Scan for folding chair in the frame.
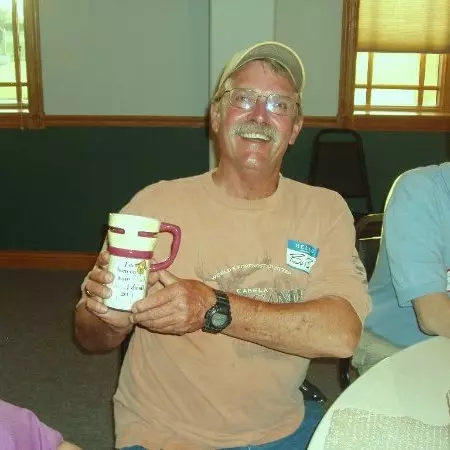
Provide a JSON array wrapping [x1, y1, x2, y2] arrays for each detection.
[[309, 129, 374, 221], [338, 213, 383, 389]]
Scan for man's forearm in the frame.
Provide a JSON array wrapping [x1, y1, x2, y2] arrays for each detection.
[[74, 303, 132, 353], [414, 292, 450, 338], [223, 294, 361, 358]]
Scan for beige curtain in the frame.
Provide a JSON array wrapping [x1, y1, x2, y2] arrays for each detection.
[[357, 0, 450, 53]]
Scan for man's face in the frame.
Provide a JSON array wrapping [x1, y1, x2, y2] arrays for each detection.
[[211, 60, 303, 173]]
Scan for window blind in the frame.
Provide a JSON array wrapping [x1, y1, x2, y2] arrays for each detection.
[[357, 0, 450, 53]]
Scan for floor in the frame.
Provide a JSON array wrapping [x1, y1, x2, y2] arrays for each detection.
[[0, 268, 347, 449]]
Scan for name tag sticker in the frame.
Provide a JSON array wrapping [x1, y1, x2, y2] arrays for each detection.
[[286, 240, 319, 273]]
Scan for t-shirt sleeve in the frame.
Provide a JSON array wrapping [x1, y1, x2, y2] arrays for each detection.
[[0, 400, 64, 450], [383, 170, 447, 306], [303, 193, 371, 322]]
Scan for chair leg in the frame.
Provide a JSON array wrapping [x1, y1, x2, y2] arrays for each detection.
[[339, 357, 352, 390]]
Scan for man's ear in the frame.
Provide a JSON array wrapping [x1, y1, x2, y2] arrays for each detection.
[[210, 102, 220, 134], [289, 116, 303, 145]]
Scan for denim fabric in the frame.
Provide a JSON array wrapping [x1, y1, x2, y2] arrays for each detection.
[[220, 400, 325, 449], [121, 447, 148, 450], [121, 400, 324, 450]]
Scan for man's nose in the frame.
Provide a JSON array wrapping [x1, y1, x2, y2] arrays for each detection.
[[249, 97, 270, 124]]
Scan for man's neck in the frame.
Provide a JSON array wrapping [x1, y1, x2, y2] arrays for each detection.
[[212, 165, 280, 200]]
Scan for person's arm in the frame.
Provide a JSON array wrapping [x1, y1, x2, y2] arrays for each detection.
[[74, 252, 133, 353], [221, 196, 367, 358], [75, 300, 132, 354], [222, 293, 361, 359], [383, 168, 449, 337], [131, 193, 370, 359], [413, 292, 450, 338]]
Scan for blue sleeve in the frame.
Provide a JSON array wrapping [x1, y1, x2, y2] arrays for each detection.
[[384, 169, 447, 306]]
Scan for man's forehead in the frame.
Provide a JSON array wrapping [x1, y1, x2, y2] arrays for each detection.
[[228, 60, 298, 94]]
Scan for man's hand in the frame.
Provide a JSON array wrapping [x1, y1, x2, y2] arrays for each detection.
[[130, 270, 215, 335], [82, 250, 132, 332]]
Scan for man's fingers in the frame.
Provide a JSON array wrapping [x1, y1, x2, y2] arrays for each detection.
[[131, 302, 174, 323], [147, 270, 160, 285], [85, 297, 109, 315], [89, 266, 114, 285], [157, 269, 179, 287], [84, 279, 112, 300], [133, 315, 179, 331], [96, 250, 110, 269]]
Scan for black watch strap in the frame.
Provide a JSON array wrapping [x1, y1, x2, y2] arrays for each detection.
[[202, 289, 232, 333], [213, 289, 230, 308]]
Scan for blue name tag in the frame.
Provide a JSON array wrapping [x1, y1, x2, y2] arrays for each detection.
[[286, 240, 319, 273]]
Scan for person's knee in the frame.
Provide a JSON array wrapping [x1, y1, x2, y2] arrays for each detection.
[[352, 330, 402, 374]]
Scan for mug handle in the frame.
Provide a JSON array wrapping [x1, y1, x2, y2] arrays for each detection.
[[150, 222, 181, 271]]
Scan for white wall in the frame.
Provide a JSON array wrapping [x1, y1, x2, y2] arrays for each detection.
[[209, 0, 275, 98], [275, 0, 343, 116], [38, 0, 342, 118], [209, 0, 276, 168], [39, 0, 210, 115]]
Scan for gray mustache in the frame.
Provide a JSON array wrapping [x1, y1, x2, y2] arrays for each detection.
[[232, 124, 277, 140]]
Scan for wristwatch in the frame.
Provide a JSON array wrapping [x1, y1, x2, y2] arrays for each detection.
[[202, 289, 232, 333]]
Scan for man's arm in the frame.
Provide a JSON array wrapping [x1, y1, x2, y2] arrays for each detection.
[[75, 300, 132, 353], [383, 169, 449, 338], [130, 273, 362, 359], [223, 293, 361, 359], [131, 192, 368, 359], [413, 292, 450, 338]]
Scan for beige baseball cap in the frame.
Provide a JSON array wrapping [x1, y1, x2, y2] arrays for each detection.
[[213, 41, 305, 100]]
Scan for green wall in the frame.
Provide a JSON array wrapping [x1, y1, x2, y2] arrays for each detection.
[[1, 127, 447, 252], [1, 127, 209, 252]]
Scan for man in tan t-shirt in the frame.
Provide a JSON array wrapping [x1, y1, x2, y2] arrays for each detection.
[[75, 41, 371, 450]]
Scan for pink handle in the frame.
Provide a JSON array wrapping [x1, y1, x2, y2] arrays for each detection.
[[150, 222, 181, 271]]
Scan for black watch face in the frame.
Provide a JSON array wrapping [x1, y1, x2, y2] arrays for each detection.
[[211, 312, 228, 328]]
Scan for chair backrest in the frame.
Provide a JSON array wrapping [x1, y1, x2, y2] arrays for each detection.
[[357, 236, 381, 281], [355, 212, 383, 240], [355, 213, 383, 280], [309, 128, 373, 214], [338, 212, 383, 389]]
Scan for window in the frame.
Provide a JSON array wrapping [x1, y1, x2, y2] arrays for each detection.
[[340, 0, 450, 130], [0, 0, 43, 128]]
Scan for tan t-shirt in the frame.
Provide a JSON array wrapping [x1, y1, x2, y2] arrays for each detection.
[[113, 171, 371, 449]]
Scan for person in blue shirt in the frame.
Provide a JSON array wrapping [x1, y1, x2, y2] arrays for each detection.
[[353, 163, 450, 373]]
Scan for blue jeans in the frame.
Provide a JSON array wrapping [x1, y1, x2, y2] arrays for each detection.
[[121, 400, 324, 450]]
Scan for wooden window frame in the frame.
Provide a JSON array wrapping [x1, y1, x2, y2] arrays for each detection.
[[339, 0, 450, 132], [0, 0, 44, 129]]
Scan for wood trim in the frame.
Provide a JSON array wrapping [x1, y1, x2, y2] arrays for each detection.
[[352, 114, 450, 131], [442, 55, 450, 111], [303, 116, 339, 128], [3, 112, 448, 131], [0, 251, 96, 270], [338, 0, 359, 127], [42, 114, 340, 128], [3, 113, 338, 129], [0, 82, 27, 87], [43, 114, 208, 128], [11, 0, 23, 106], [23, 0, 45, 129], [355, 84, 439, 90], [0, 113, 32, 128]]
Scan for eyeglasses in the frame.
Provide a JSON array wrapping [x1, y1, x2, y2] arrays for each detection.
[[220, 88, 299, 116]]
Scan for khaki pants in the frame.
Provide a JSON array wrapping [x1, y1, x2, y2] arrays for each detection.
[[352, 330, 403, 375]]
